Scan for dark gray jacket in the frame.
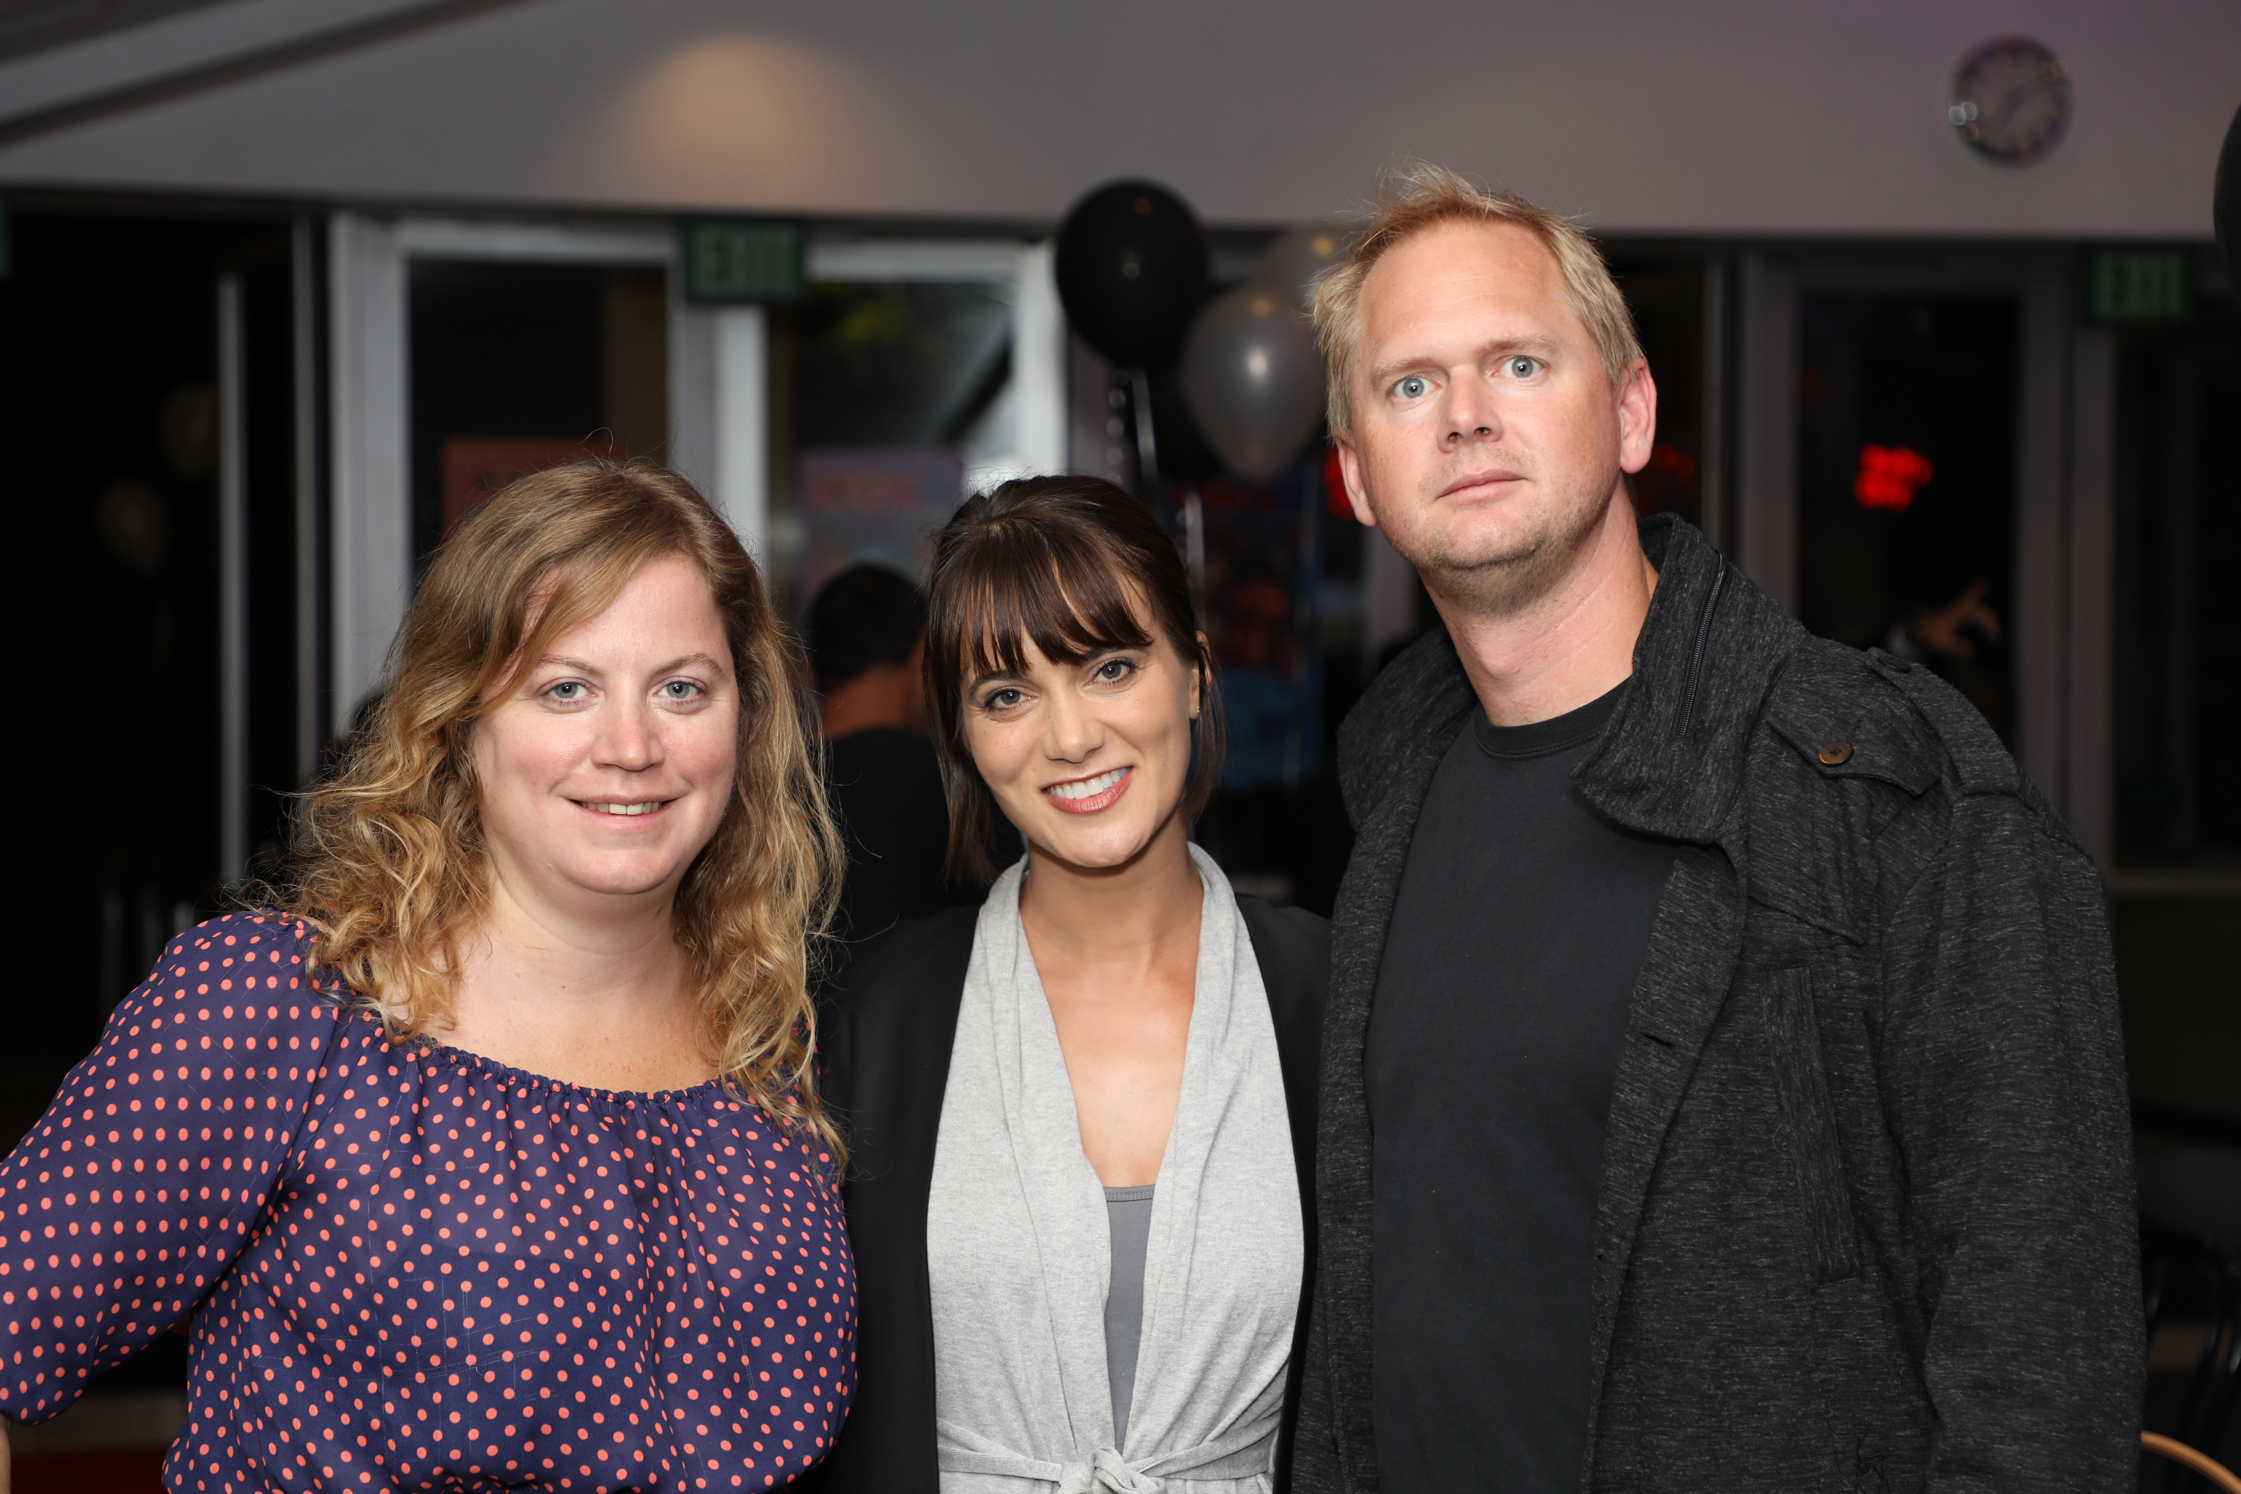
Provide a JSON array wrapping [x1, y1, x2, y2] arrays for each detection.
[[1295, 515, 2141, 1493]]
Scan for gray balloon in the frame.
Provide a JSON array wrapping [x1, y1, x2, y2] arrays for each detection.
[[1254, 222, 1356, 309], [1180, 284, 1326, 481]]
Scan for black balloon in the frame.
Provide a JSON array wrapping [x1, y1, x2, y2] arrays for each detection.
[[1055, 180, 1209, 370], [2219, 103, 2241, 298]]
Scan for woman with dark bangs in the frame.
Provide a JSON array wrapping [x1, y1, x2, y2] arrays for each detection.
[[807, 476, 1328, 1494]]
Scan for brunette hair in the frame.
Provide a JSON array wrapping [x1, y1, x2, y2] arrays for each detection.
[[805, 565, 925, 692], [279, 460, 844, 1157], [923, 475, 1222, 886], [1312, 161, 1645, 439]]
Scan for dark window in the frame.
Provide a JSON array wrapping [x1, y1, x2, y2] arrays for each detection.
[[408, 260, 667, 561], [2112, 285, 2241, 866], [1796, 294, 2021, 744], [0, 209, 303, 1145]]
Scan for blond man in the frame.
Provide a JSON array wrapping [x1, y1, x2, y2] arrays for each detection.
[[1298, 166, 2138, 1494]]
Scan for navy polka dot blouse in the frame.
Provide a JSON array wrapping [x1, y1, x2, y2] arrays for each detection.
[[0, 911, 857, 1493]]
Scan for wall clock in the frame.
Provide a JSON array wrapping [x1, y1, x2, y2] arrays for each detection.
[[1948, 36, 2071, 163]]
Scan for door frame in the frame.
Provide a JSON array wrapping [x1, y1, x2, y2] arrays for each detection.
[[1733, 247, 2114, 868], [802, 235, 1068, 493], [325, 214, 1066, 732], [326, 213, 673, 731]]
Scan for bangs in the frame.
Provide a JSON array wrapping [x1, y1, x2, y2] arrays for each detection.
[[937, 523, 1157, 684], [922, 473, 1218, 886]]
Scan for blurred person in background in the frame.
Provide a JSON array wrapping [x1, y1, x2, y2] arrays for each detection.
[[0, 462, 856, 1494], [809, 564, 977, 938], [808, 477, 1327, 1494], [1294, 166, 2138, 1494]]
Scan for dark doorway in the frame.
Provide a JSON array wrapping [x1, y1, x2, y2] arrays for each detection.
[[2113, 300, 2241, 866], [0, 206, 307, 1151], [1796, 294, 2020, 743], [770, 278, 1013, 617], [407, 259, 668, 562], [1610, 258, 1708, 533]]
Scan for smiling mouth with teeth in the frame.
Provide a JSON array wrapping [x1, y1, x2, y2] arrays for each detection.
[[1044, 767, 1130, 814], [580, 801, 665, 817]]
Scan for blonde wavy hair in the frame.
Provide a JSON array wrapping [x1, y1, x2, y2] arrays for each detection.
[[1311, 162, 1645, 440], [283, 460, 843, 1157]]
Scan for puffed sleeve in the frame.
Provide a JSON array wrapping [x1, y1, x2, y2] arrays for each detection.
[[0, 912, 345, 1422]]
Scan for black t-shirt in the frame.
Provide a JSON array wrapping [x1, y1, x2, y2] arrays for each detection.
[[823, 727, 973, 941], [1366, 682, 1678, 1494]]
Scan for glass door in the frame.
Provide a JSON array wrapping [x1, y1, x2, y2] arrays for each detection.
[[771, 238, 1065, 620], [1734, 249, 2101, 859], [409, 259, 668, 562], [1795, 292, 2021, 741], [327, 215, 674, 729]]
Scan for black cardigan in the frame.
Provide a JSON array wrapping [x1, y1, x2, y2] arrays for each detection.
[[801, 895, 1329, 1494]]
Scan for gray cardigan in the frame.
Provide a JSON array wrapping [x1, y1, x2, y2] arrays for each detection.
[[1294, 516, 2143, 1494], [804, 894, 1329, 1494]]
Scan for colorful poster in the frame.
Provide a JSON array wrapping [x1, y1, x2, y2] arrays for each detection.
[[442, 434, 616, 535], [797, 447, 965, 612]]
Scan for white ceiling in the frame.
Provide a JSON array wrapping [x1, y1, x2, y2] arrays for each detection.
[[0, 0, 2234, 237]]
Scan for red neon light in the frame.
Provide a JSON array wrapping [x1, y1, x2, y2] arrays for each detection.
[[1855, 444, 1934, 511], [1324, 443, 1353, 518], [1648, 442, 1697, 480]]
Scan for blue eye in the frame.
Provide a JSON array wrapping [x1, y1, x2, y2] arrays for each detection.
[[1504, 356, 1540, 378], [1395, 375, 1429, 399], [661, 680, 701, 700], [548, 681, 586, 701]]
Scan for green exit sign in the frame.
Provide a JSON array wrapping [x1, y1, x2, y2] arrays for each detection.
[[681, 218, 806, 304], [2085, 249, 2192, 323]]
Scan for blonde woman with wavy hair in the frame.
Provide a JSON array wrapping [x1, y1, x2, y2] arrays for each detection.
[[0, 461, 857, 1494]]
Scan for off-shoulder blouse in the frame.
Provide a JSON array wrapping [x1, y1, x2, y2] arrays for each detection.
[[0, 911, 855, 1494]]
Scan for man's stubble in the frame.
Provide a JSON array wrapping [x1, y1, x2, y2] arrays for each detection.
[[1380, 461, 1622, 623]]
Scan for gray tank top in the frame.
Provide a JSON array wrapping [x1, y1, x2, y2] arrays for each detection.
[[1102, 1184, 1156, 1447]]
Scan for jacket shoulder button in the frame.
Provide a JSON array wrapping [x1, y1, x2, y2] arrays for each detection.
[[1818, 740, 1853, 766]]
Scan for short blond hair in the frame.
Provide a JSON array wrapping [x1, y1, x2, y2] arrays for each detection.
[[281, 460, 845, 1160], [1311, 163, 1644, 439]]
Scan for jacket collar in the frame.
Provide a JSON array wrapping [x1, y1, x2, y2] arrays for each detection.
[[1321, 516, 1800, 1484], [1338, 516, 1803, 848], [1573, 515, 1806, 846]]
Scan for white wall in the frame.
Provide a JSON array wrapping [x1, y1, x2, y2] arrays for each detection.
[[0, 0, 2234, 237]]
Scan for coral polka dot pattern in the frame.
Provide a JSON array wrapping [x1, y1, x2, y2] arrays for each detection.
[[0, 912, 856, 1492]]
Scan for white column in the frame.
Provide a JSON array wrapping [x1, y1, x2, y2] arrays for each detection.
[[217, 274, 248, 879], [290, 218, 323, 783], [713, 305, 770, 559], [668, 293, 718, 497], [1012, 240, 1068, 476], [327, 210, 410, 734]]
